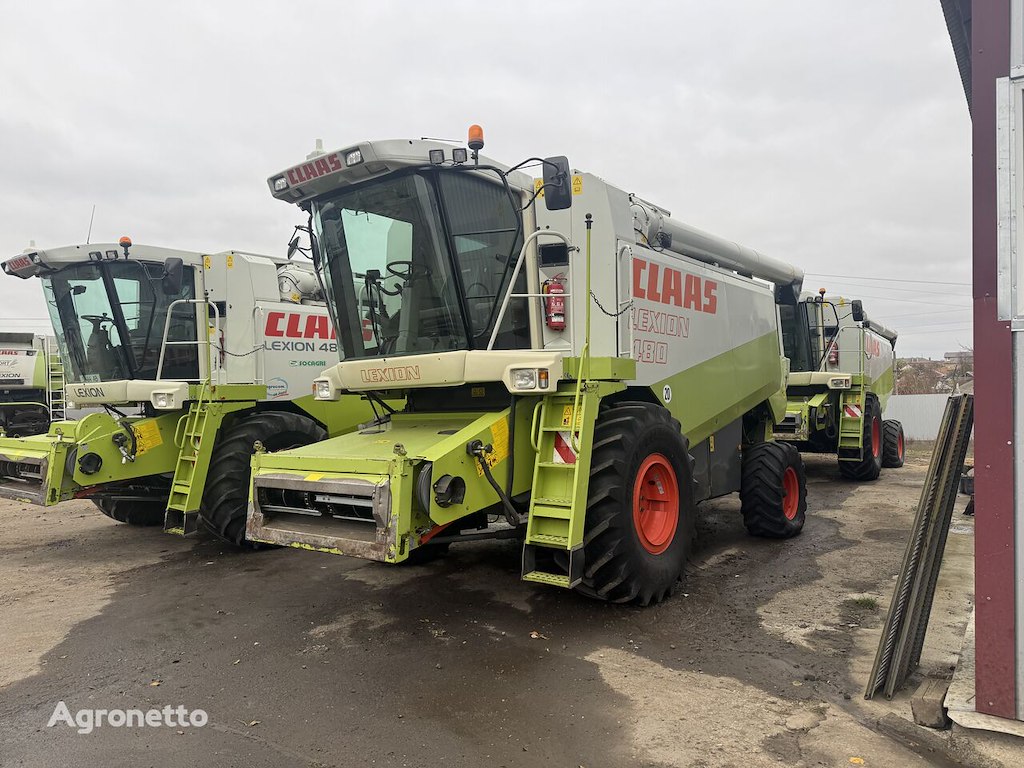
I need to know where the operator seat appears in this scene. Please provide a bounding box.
[86,324,119,378]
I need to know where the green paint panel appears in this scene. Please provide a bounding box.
[563,356,636,381]
[654,331,785,445]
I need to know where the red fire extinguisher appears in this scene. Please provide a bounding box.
[827,339,839,366]
[543,277,566,331]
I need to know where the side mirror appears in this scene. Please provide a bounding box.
[774,283,800,306]
[542,156,573,211]
[287,235,300,259]
[850,300,865,323]
[161,257,184,296]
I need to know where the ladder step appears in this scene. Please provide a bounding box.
[533,496,572,507]
[536,462,576,470]
[528,533,570,547]
[522,570,571,588]
[532,506,571,520]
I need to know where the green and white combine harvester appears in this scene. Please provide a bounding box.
[0,240,380,543]
[245,128,813,604]
[774,291,903,480]
[0,331,65,437]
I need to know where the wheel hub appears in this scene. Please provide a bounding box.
[632,454,680,555]
[782,466,800,521]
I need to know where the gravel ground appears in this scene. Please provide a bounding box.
[0,444,1012,767]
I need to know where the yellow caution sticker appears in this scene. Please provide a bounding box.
[560,406,583,430]
[227,254,234,269]
[534,178,545,198]
[133,420,163,456]
[203,255,211,269]
[709,435,715,453]
[571,175,583,195]
[476,417,510,476]
[305,472,324,482]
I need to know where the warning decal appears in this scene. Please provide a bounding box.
[132,420,164,456]
[560,406,582,430]
[552,431,577,465]
[843,404,862,419]
[475,417,510,477]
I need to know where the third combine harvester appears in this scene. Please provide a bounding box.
[245,128,813,605]
[775,292,902,479]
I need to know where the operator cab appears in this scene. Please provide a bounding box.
[779,294,843,373]
[315,166,531,359]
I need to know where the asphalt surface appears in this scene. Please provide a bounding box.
[0,448,990,767]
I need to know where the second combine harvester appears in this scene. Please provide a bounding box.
[247,128,810,604]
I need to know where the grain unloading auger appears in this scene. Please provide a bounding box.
[0,240,382,545]
[247,127,811,604]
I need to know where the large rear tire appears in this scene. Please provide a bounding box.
[93,497,167,527]
[575,401,695,606]
[838,395,883,481]
[740,441,806,538]
[882,419,905,468]
[199,411,326,547]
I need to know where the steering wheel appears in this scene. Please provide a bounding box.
[386,260,431,281]
[81,314,114,330]
[464,281,492,298]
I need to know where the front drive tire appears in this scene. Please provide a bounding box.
[93,497,167,527]
[882,419,905,468]
[575,401,696,607]
[199,411,326,548]
[740,441,807,538]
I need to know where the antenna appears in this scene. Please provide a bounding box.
[86,205,96,244]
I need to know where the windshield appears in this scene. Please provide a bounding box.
[41,261,199,383]
[313,169,528,360]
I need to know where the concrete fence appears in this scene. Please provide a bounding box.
[884,394,961,440]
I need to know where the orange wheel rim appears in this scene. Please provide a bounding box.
[633,454,679,554]
[782,466,800,521]
[897,431,904,459]
[871,418,881,457]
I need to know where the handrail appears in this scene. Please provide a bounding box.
[487,229,572,351]
[530,400,543,453]
[157,299,221,382]
[251,306,266,385]
[569,342,589,453]
[818,324,868,377]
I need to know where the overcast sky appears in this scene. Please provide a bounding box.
[0,0,971,358]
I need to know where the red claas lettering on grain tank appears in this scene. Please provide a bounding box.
[632,257,717,314]
[264,312,336,339]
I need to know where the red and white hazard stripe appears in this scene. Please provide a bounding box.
[843,404,862,419]
[552,431,577,464]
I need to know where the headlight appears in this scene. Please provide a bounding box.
[511,368,538,390]
[314,379,335,400]
[344,149,363,166]
[152,392,173,409]
[827,376,852,390]
[272,176,288,191]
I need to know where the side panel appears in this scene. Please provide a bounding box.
[626,248,784,443]
[254,304,337,398]
[0,347,43,389]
